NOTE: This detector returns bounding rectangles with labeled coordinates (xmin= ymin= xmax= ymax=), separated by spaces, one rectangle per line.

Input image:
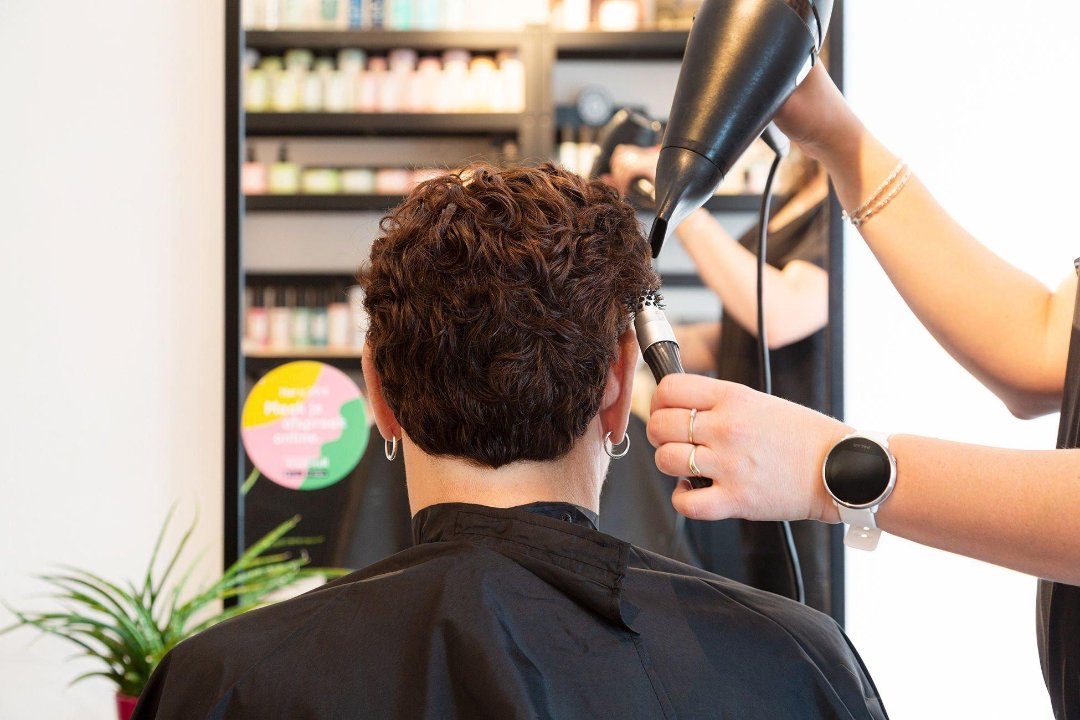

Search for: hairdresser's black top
xmin=134 ymin=502 xmax=887 ymax=720
xmin=1038 ymin=259 xmax=1080 ymax=720
xmin=686 ymin=199 xmax=835 ymax=615
xmin=719 ymin=198 xmax=828 ymax=409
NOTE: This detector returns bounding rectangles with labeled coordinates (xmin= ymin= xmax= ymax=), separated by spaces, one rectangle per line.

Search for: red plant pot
xmin=116 ymin=692 xmax=139 ymax=720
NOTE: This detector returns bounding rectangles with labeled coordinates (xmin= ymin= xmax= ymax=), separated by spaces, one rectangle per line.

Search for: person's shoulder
xmin=138 ymin=543 xmax=473 ymax=717
xmin=626 ymin=544 xmax=886 ymax=718
xmin=629 ymin=543 xmax=838 ymax=631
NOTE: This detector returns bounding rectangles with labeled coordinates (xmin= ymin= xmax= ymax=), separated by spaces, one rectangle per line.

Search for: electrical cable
xmin=756 ymin=151 xmax=806 ymax=605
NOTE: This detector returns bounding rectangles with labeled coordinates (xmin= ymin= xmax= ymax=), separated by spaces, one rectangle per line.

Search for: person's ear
xmin=598 ymin=327 xmax=639 ymax=444
xmin=362 ymin=344 xmax=402 ymax=442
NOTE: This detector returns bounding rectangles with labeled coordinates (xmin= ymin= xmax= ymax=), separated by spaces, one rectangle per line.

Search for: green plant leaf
xmin=175 ymin=517 xmax=302 ymax=619
xmin=35 ymin=578 xmax=152 ymax=660
xmin=148 ymin=509 xmax=198 ymax=614
xmin=141 ymin=504 xmax=178 ymax=604
xmin=241 ymin=467 xmax=261 ymax=495
xmin=42 ymin=578 xmax=154 ymax=660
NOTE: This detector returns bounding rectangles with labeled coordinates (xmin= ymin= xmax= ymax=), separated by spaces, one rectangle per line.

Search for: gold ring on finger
xmin=688 ymin=408 xmax=697 ymax=445
xmin=688 ymin=444 xmax=703 ymax=477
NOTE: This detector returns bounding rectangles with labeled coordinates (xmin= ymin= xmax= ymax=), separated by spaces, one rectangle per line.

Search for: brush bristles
xmin=625 ymin=289 xmax=665 ymax=316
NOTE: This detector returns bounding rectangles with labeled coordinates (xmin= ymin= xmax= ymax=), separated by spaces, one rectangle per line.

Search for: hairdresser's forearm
xmin=814 ymin=124 xmax=1070 ymax=416
xmin=677 ymin=210 xmax=827 ymax=349
xmin=879 ymin=436 xmax=1080 ymax=584
xmin=673 ymin=322 xmax=722 ymax=373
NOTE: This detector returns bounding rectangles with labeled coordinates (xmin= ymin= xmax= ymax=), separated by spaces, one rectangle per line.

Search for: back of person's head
xmin=360 ymin=162 xmax=658 ymax=469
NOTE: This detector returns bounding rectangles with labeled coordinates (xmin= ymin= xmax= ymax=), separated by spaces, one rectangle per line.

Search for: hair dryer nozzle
xmin=649 ymin=145 xmax=724 ymax=257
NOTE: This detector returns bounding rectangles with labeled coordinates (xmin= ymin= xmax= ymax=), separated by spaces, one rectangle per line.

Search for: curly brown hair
xmin=360 ymin=162 xmax=659 ymax=468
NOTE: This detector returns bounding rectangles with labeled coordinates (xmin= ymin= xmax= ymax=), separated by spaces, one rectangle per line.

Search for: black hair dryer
xmin=649 ymin=0 xmax=833 ymax=257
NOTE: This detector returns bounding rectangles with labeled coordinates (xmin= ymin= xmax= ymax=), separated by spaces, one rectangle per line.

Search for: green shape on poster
xmin=301 ymin=398 xmax=369 ymax=490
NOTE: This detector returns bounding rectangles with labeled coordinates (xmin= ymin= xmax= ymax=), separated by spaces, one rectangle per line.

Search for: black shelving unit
xmin=245 ymin=349 xmax=363 ymax=375
xmin=246 ymin=29 xmax=528 ymax=52
xmin=555 ymin=30 xmax=689 ymax=60
xmin=246 ymin=111 xmax=523 ymax=136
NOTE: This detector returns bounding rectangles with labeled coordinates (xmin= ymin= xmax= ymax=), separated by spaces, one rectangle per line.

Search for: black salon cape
xmin=134 ymin=503 xmax=887 ymax=720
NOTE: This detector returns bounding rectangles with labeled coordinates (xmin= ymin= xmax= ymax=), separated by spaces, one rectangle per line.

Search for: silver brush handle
xmin=634 ymin=305 xmax=711 ymax=489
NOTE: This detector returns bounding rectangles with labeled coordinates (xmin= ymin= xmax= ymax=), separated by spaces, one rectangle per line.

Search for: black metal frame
xmin=825 ymin=0 xmax=847 ymax=625
xmin=224 ymin=0 xmax=245 ymax=573
xmin=224 ymin=6 xmax=848 ymax=621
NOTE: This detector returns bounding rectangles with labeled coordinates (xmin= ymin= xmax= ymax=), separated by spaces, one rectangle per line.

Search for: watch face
xmin=824 ymin=437 xmax=894 ymax=507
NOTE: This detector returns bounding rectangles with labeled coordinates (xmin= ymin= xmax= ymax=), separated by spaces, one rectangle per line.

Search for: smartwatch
xmin=822 ymin=432 xmax=897 ymax=551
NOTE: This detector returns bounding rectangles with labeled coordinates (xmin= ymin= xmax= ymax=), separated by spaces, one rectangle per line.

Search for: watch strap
xmin=838 ymin=505 xmax=882 ymax=551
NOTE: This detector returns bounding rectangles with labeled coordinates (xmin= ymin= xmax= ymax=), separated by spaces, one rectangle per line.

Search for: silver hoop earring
xmin=604 ymin=431 xmax=630 ymax=460
xmin=384 ymin=436 xmax=399 ymax=461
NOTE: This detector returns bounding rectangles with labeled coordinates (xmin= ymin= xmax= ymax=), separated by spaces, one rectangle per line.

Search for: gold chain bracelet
xmin=842 ymin=160 xmax=911 ymax=228
xmin=850 ymin=169 xmax=912 ymax=228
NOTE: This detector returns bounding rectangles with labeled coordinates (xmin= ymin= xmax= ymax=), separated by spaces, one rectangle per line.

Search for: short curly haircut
xmin=360 ymin=162 xmax=659 ymax=468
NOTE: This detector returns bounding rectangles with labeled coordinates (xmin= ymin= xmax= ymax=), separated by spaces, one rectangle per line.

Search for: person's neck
xmin=401 ymin=423 xmax=610 ymax=516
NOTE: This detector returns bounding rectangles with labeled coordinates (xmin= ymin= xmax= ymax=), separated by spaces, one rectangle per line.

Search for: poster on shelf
xmin=242 ymin=361 xmax=369 ymax=490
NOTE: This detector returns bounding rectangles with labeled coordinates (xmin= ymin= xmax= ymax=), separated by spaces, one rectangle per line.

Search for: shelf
xmin=244 ymin=28 xmax=691 ymax=60
xmin=245 ymin=269 xmax=704 ymax=290
xmin=246 ymin=112 xmax=523 ymax=136
xmin=245 ymin=29 xmax=529 ymax=52
xmin=554 ymin=30 xmax=689 ymax=60
xmin=244 ymin=348 xmax=363 ymax=374
xmin=246 ymin=347 xmax=362 ymax=358
xmin=246 ymin=193 xmax=763 ymax=213
xmin=702 ymin=195 xmax=768 ymax=213
xmin=246 ymin=194 xmax=404 ymax=212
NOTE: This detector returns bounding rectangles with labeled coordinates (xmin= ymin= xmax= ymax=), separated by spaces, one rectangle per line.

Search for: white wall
xmin=842 ymin=3 xmax=1079 ymax=718
xmin=0 ymin=2 xmax=223 ymax=719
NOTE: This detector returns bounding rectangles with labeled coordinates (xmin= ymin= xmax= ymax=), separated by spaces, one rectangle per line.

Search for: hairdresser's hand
xmin=605 ymin=144 xmax=660 ymax=196
xmin=773 ymin=63 xmax=863 ymax=164
xmin=647 ymin=374 xmax=852 ymax=523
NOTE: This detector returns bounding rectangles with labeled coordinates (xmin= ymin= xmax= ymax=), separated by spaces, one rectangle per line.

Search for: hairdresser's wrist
xmin=802 ymin=111 xmax=866 ymax=175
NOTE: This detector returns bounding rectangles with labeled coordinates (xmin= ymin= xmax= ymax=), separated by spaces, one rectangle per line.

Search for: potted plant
xmin=2 ymin=501 xmax=347 ymax=720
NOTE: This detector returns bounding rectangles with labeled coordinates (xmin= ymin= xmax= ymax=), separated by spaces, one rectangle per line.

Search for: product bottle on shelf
xmin=369 ymin=0 xmax=386 ymax=28
xmin=347 ymin=0 xmax=364 ymax=28
xmin=269 ymin=144 xmax=300 ymax=194
xmin=598 ymin=0 xmax=640 ymax=30
xmin=468 ymin=56 xmax=499 ymax=112
xmin=558 ymin=125 xmax=579 ymax=175
xmin=414 ymin=0 xmax=440 ymax=29
xmin=242 ymin=146 xmax=268 ymax=195
xmin=437 ymin=50 xmax=470 ymax=112
xmin=244 ymin=50 xmax=270 ymax=112
xmin=367 ymin=56 xmax=391 ymax=112
xmin=245 ymin=286 xmax=270 ymax=349
xmin=280 ymin=0 xmax=306 ymax=27
xmin=387 ymin=0 xmax=414 ymax=29
xmin=496 ymin=51 xmax=526 ymax=113
xmin=291 ymin=286 xmax=312 ymax=349
xmin=309 ymin=288 xmax=329 ymax=347
xmin=268 ymin=286 xmax=293 ymax=350
xmin=560 ymin=0 xmax=592 ymax=30
xmin=327 ymin=286 xmax=352 ymax=349
xmin=443 ymin=0 xmax=466 ymax=29
xmin=577 ymin=125 xmax=599 ymax=177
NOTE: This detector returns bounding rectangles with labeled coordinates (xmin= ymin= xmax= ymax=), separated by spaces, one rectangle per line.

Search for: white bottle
xmin=561 ymin=0 xmax=590 ymax=30
xmin=558 ymin=125 xmax=579 ymax=175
